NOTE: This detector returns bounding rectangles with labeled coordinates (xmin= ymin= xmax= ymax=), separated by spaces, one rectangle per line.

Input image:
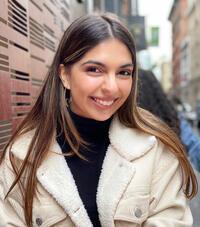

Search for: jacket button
xmin=36 ymin=217 xmax=43 ymax=226
xmin=135 ymin=208 xmax=142 ymax=218
xmin=119 ymin=162 xmax=123 ymax=167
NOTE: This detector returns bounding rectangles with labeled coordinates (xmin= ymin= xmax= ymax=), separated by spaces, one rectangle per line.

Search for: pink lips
xmin=90 ymin=96 xmax=118 ymax=109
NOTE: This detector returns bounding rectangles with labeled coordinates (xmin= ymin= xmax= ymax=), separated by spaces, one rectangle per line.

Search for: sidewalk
xmin=190 ymin=170 xmax=200 ymax=227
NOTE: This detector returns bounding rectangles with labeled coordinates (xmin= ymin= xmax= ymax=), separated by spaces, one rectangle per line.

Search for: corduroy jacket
xmin=0 ymin=116 xmax=192 ymax=226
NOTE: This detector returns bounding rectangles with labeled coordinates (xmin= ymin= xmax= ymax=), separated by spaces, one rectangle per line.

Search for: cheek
xmin=122 ymin=80 xmax=132 ymax=98
xmin=76 ymin=77 xmax=101 ymax=93
xmin=70 ymin=77 xmax=100 ymax=99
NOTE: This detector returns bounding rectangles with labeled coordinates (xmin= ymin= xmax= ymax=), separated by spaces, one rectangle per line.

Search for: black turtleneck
xmin=56 ymin=110 xmax=111 ymax=227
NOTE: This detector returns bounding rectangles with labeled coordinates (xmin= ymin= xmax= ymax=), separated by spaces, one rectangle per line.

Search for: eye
xmin=86 ymin=67 xmax=101 ymax=73
xmin=118 ymin=70 xmax=131 ymax=76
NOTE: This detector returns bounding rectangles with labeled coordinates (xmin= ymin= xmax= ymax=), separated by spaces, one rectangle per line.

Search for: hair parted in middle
xmin=1 ymin=13 xmax=197 ymax=227
xmin=59 ymin=13 xmax=138 ymax=121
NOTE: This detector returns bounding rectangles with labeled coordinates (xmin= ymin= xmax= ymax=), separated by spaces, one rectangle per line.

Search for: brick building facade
xmin=0 ymin=0 xmax=70 ymax=152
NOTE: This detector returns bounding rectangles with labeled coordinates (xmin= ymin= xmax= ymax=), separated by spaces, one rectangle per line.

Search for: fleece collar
xmin=11 ymin=115 xmax=156 ymax=162
xmin=109 ymin=115 xmax=156 ymax=161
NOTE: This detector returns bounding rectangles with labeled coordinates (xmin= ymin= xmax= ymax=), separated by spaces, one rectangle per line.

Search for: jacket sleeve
xmin=0 ymin=150 xmax=27 ymax=226
xmin=144 ymin=141 xmax=193 ymax=227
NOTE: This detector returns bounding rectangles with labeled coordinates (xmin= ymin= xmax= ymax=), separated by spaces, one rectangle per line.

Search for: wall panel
xmin=0 ymin=0 xmax=70 ymax=152
xmin=0 ymin=0 xmax=12 ymax=151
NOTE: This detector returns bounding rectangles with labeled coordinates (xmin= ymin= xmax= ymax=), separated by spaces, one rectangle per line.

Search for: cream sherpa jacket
xmin=0 ymin=116 xmax=192 ymax=226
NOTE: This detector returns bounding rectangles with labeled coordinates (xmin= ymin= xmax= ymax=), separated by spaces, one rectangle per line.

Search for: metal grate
xmin=0 ymin=53 xmax=9 ymax=72
xmin=44 ymin=36 xmax=55 ymax=52
xmin=0 ymin=35 xmax=8 ymax=49
xmin=8 ymin=0 xmax=28 ymax=37
xmin=0 ymin=120 xmax=12 ymax=152
xmin=11 ymin=90 xmax=31 ymax=118
xmin=29 ymin=17 xmax=44 ymax=49
xmin=30 ymin=55 xmax=45 ymax=63
xmin=61 ymin=0 xmax=69 ymax=10
xmin=60 ymin=7 xmax=70 ymax=21
xmin=10 ymin=69 xmax=30 ymax=81
xmin=43 ymin=24 xmax=54 ymax=38
xmin=29 ymin=0 xmax=42 ymax=11
xmin=9 ymin=40 xmax=28 ymax=52
xmin=32 ymin=78 xmax=43 ymax=87
xmin=43 ymin=3 xmax=54 ymax=16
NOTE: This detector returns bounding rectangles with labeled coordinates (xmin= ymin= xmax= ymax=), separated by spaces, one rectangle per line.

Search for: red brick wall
xmin=0 ymin=0 xmax=70 ymax=152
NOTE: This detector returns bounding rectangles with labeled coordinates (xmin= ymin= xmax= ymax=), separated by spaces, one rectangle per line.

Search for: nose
xmin=102 ymin=73 xmax=118 ymax=94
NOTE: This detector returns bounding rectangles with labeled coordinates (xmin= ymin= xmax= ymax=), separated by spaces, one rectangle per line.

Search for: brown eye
xmin=86 ymin=67 xmax=101 ymax=73
xmin=118 ymin=70 xmax=131 ymax=76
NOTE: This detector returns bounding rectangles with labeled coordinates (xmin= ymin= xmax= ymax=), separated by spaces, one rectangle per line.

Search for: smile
xmin=92 ymin=97 xmax=117 ymax=106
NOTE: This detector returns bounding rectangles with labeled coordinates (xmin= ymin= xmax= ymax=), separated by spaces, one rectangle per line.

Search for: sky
xmin=138 ymin=0 xmax=174 ymax=66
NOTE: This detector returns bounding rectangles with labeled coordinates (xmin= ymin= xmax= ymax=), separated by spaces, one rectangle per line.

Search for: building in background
xmin=70 ymin=0 xmax=87 ymax=21
xmin=169 ymin=0 xmax=200 ymax=109
xmin=96 ymin=0 xmax=146 ymax=52
xmin=71 ymin=0 xmax=146 ymax=52
xmin=103 ymin=0 xmax=138 ymax=16
xmin=185 ymin=0 xmax=200 ymax=108
xmin=168 ymin=0 xmax=189 ymax=98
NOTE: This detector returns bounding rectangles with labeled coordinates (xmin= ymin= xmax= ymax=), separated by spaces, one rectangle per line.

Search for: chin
xmin=91 ymin=114 xmax=113 ymax=122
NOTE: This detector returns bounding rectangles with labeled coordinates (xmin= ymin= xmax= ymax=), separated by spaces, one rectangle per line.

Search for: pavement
xmin=190 ymin=169 xmax=200 ymax=227
xmin=188 ymin=125 xmax=200 ymax=226
xmin=189 ymin=125 xmax=200 ymax=226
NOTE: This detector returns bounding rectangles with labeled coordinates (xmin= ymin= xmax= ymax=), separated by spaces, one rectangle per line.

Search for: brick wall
xmin=0 ymin=0 xmax=70 ymax=152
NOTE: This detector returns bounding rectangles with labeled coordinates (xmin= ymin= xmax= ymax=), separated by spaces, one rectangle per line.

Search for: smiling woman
xmin=59 ymin=39 xmax=133 ymax=121
xmin=0 ymin=13 xmax=197 ymax=227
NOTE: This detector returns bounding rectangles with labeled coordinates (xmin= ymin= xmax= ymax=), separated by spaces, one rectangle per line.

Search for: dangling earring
xmin=65 ymin=87 xmax=71 ymax=107
xmin=66 ymin=97 xmax=70 ymax=107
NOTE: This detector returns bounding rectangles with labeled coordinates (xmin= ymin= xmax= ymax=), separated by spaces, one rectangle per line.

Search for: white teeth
xmin=94 ymin=98 xmax=114 ymax=106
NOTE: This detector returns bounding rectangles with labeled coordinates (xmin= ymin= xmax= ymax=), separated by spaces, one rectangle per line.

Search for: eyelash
xmin=118 ymin=70 xmax=131 ymax=76
xmin=86 ymin=67 xmax=101 ymax=73
xmin=86 ymin=66 xmax=132 ymax=77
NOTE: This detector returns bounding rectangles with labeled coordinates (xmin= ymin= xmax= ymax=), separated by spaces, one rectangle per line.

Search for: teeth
xmin=94 ymin=98 xmax=114 ymax=106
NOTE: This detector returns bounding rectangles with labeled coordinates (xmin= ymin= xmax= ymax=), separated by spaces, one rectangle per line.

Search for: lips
xmin=91 ymin=97 xmax=117 ymax=106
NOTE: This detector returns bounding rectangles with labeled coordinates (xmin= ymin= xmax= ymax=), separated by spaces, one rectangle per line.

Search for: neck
xmin=56 ymin=109 xmax=112 ymax=151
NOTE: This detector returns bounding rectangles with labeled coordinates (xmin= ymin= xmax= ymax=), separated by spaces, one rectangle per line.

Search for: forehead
xmin=78 ymin=39 xmax=132 ymax=65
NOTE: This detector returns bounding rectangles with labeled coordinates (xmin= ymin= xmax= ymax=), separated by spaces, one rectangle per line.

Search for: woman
xmin=137 ymin=69 xmax=200 ymax=172
xmin=137 ymin=69 xmax=181 ymax=135
xmin=0 ymin=14 xmax=197 ymax=227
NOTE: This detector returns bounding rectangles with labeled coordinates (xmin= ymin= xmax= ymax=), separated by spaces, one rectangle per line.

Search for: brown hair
xmin=0 ymin=13 xmax=197 ymax=226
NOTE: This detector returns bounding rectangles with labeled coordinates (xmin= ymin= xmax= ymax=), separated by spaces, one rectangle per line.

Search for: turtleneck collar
xmin=68 ymin=109 xmax=112 ymax=141
xmin=56 ymin=109 xmax=112 ymax=150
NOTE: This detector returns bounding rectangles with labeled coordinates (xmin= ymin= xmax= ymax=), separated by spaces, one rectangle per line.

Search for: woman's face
xmin=60 ymin=39 xmax=133 ymax=121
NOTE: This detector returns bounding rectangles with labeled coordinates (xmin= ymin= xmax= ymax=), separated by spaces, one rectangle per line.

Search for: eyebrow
xmin=81 ymin=60 xmax=134 ymax=68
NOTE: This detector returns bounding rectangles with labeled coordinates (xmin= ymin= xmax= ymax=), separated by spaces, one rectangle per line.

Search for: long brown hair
xmin=0 ymin=13 xmax=197 ymax=226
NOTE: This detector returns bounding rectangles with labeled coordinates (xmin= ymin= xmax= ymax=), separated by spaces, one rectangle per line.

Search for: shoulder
xmin=4 ymin=130 xmax=59 ymax=161
xmin=8 ymin=131 xmax=35 ymax=160
xmin=109 ymin=115 xmax=179 ymax=166
xmin=0 ymin=131 xmax=35 ymax=184
xmin=109 ymin=116 xmax=160 ymax=161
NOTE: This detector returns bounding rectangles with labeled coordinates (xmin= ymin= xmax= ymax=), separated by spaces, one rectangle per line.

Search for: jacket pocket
xmin=114 ymin=186 xmax=150 ymax=224
xmin=32 ymin=204 xmax=69 ymax=227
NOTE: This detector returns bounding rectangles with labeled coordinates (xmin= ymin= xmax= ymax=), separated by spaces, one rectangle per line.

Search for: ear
xmin=59 ymin=64 xmax=71 ymax=90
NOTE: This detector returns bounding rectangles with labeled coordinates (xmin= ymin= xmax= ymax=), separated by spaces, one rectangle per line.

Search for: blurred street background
xmin=0 ymin=0 xmax=199 ymax=226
